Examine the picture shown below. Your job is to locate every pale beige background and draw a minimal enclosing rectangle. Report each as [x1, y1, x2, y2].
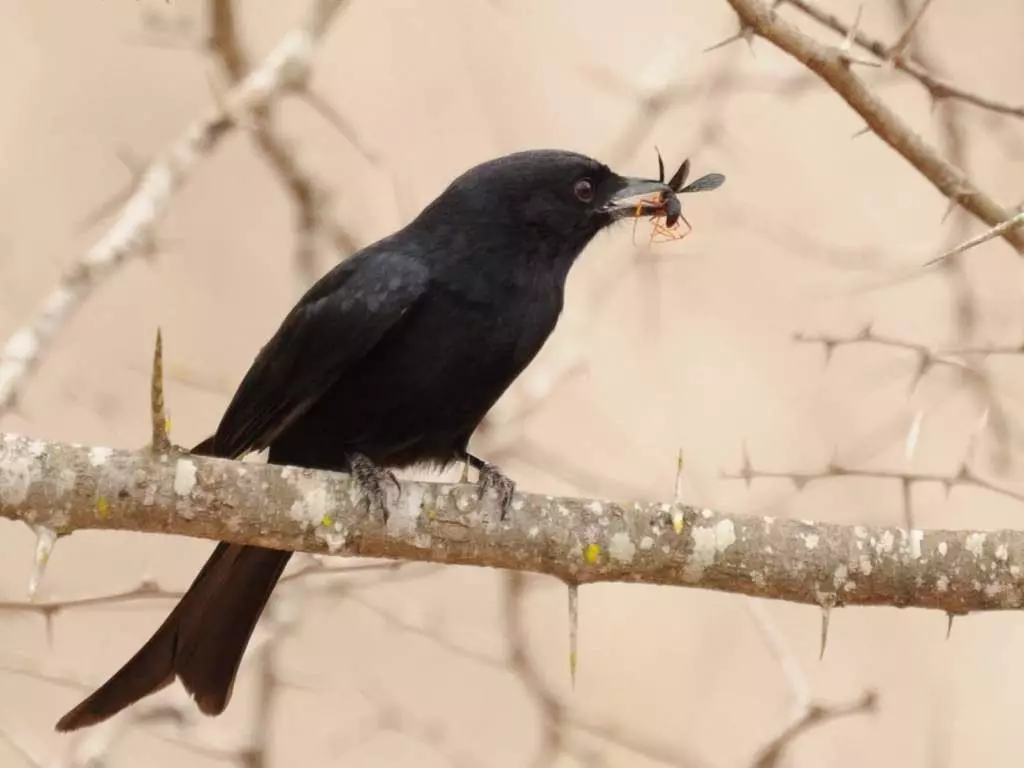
[3, 0, 1024, 766]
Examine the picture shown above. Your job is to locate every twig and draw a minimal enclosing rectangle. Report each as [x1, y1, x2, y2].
[0, 0, 349, 419]
[721, 0, 1024, 253]
[723, 460, 1024, 506]
[751, 690, 878, 768]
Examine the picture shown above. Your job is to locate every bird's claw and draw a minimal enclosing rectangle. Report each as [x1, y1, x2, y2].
[349, 453, 400, 522]
[476, 460, 516, 520]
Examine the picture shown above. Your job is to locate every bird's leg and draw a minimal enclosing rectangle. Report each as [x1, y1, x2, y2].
[464, 452, 516, 520]
[348, 453, 401, 522]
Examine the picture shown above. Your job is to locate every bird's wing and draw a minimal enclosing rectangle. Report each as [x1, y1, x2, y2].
[211, 248, 430, 459]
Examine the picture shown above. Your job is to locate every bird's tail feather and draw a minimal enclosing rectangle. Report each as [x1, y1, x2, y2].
[54, 435, 292, 732]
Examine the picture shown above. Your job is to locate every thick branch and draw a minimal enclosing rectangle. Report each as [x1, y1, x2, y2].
[722, 0, 1024, 253]
[0, 0, 348, 418]
[2, 432, 1024, 614]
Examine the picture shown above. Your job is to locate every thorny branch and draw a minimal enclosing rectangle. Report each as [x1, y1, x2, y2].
[0, 0, 350, 420]
[5, 433, 1024, 614]
[783, 0, 1024, 119]
[719, 0, 1024, 253]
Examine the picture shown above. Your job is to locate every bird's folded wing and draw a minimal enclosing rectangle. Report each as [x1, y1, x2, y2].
[211, 249, 430, 459]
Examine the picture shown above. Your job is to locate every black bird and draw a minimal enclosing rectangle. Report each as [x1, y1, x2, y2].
[55, 149, 676, 732]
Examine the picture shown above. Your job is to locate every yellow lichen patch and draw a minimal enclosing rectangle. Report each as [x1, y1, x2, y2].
[584, 543, 601, 564]
[672, 510, 685, 534]
[321, 514, 334, 527]
[96, 497, 110, 518]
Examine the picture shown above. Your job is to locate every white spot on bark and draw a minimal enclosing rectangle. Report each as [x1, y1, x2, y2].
[684, 519, 736, 580]
[88, 446, 113, 466]
[0, 456, 31, 504]
[609, 532, 636, 563]
[858, 555, 873, 576]
[751, 571, 767, 587]
[984, 583, 1003, 598]
[854, 526, 867, 539]
[639, 536, 654, 550]
[27, 440, 46, 457]
[700, 508, 713, 519]
[529, 526, 540, 538]
[290, 485, 330, 525]
[908, 530, 923, 559]
[877, 530, 895, 554]
[938, 542, 948, 557]
[833, 564, 848, 589]
[996, 544, 1008, 561]
[586, 500, 603, 515]
[802, 533, 820, 550]
[936, 575, 948, 592]
[173, 459, 197, 497]
[966, 533, 986, 557]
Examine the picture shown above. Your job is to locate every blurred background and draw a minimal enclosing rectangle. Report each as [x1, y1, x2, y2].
[3, 0, 1024, 765]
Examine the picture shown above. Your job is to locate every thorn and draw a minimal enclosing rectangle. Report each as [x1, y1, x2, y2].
[43, 610, 55, 649]
[28, 525, 58, 598]
[791, 475, 809, 491]
[819, 604, 831, 660]
[704, 24, 754, 53]
[911, 353, 932, 389]
[673, 448, 685, 501]
[839, 3, 864, 54]
[905, 408, 924, 461]
[946, 611, 955, 639]
[568, 581, 579, 689]
[150, 327, 171, 453]
[823, 340, 836, 365]
[900, 478, 915, 532]
[851, 125, 872, 139]
[740, 441, 754, 488]
[940, 195, 962, 225]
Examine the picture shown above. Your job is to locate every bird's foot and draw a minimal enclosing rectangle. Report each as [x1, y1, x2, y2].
[467, 454, 515, 520]
[348, 453, 400, 522]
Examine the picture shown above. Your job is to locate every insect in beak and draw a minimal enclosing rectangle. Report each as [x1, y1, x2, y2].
[631, 148, 726, 246]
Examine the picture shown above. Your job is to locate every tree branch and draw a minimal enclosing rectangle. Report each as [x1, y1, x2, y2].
[720, 0, 1024, 254]
[0, 0, 349, 419]
[2, 432, 1024, 614]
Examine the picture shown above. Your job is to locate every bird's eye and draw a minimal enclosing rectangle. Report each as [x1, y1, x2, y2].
[573, 178, 594, 202]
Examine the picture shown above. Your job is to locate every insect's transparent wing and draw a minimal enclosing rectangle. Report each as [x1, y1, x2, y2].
[680, 173, 725, 193]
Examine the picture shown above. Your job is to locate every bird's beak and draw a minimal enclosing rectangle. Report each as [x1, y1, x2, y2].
[602, 177, 674, 219]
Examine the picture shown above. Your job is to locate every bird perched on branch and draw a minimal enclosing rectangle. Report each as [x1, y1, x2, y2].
[55, 149, 690, 731]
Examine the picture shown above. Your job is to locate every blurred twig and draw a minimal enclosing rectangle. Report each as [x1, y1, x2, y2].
[0, 0, 349, 420]
[751, 690, 877, 768]
[207, 0, 364, 291]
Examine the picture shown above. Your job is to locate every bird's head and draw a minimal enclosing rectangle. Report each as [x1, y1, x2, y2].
[414, 149, 676, 269]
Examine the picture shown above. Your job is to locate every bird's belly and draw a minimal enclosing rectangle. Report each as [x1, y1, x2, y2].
[271, 293, 559, 471]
